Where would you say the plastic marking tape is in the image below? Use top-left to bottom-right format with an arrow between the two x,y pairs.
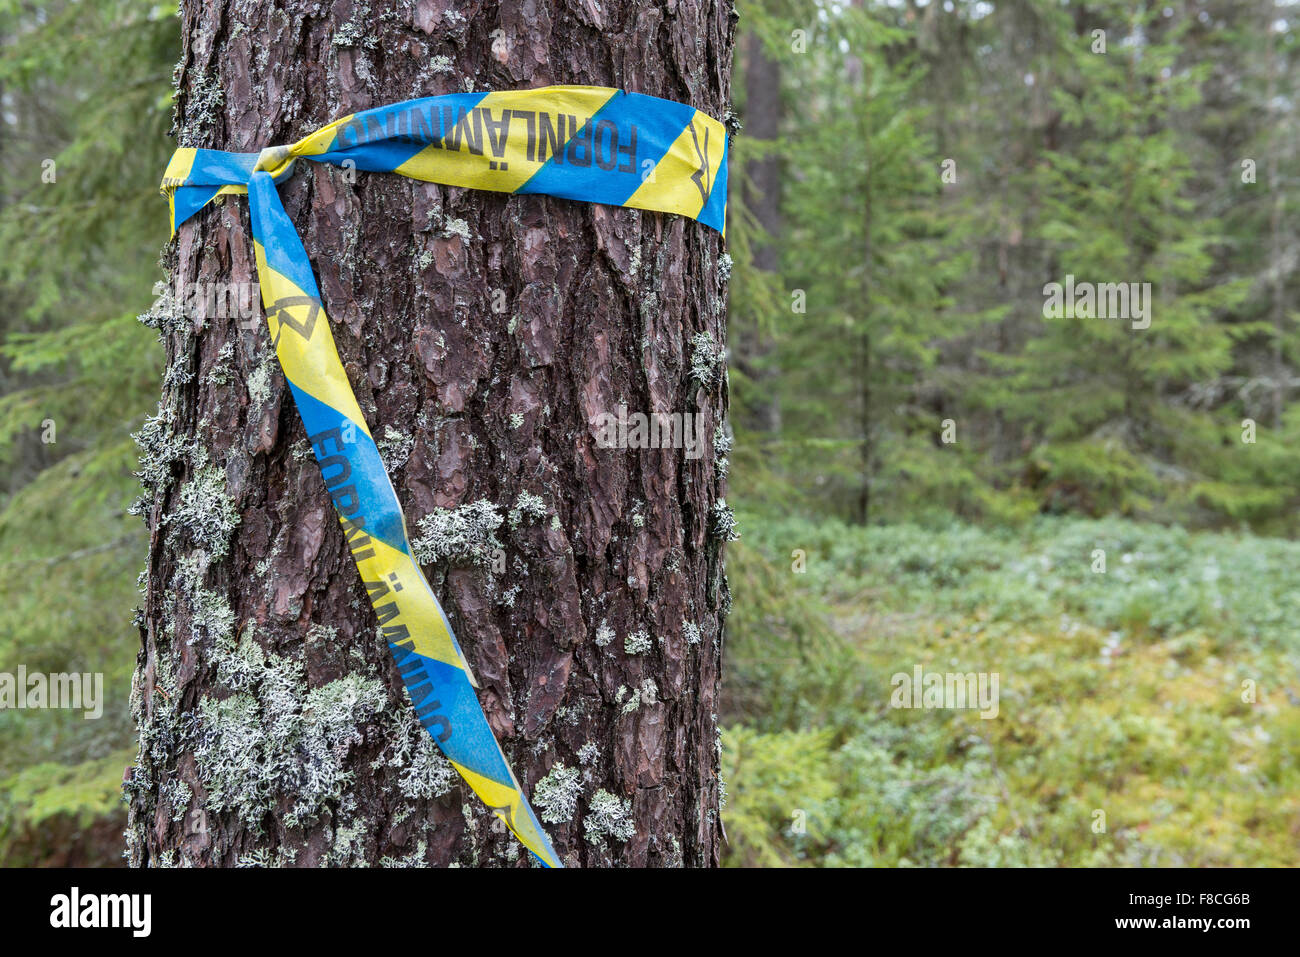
159,86 -> 728,868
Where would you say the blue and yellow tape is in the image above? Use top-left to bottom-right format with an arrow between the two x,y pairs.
159,86 -> 728,868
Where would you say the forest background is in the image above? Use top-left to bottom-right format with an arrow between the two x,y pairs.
2,0 -> 1297,866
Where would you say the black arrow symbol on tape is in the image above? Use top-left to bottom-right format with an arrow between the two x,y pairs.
689,122 -> 711,204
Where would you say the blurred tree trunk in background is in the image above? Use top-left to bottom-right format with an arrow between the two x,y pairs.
736,29 -> 782,434
126,0 -> 735,868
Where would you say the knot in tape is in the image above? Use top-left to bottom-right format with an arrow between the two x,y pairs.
253,144 -> 296,182
158,87 -> 729,869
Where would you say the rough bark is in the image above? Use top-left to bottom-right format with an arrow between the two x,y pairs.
127,0 -> 736,868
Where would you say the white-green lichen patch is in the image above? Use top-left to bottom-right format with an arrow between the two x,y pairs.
192,643 -> 390,830
620,678 -> 658,714
682,619 -> 703,646
411,499 -> 504,568
206,341 -> 236,386
714,423 -> 734,457
332,18 -> 380,49
246,353 -> 275,405
532,762 -> 582,824
174,555 -> 237,647
441,217 -> 471,241
638,678 -> 658,706
624,629 -> 652,655
168,453 -> 241,559
178,70 -> 225,148
689,331 -> 723,386
583,789 -> 636,845
160,778 -> 193,823
371,706 -> 456,801
235,846 -> 298,868
714,423 -> 733,479
378,425 -> 414,471
379,839 -> 430,868
131,406 -> 190,503
710,498 -> 740,543
508,490 -> 548,529
397,734 -> 457,800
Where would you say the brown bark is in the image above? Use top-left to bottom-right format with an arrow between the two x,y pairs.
127,0 -> 736,868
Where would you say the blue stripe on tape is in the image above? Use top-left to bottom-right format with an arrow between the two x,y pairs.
247,172 -> 324,304
285,380 -> 410,553
393,648 -> 515,788
698,135 -> 728,233
324,93 -> 490,153
516,91 -> 696,209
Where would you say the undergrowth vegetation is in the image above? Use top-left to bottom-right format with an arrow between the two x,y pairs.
720,511 -> 1300,867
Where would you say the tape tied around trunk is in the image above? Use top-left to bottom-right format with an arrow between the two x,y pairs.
158,86 -> 729,869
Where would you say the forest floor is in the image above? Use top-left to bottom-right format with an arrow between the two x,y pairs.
721,513 -> 1300,866
5,506 -> 1297,867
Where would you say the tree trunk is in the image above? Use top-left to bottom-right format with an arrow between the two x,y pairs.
737,28 -> 781,434
127,0 -> 736,869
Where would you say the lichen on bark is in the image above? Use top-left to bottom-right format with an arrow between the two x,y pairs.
128,0 -> 736,868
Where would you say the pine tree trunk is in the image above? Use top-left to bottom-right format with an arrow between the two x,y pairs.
127,0 -> 736,869
737,28 -> 781,434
